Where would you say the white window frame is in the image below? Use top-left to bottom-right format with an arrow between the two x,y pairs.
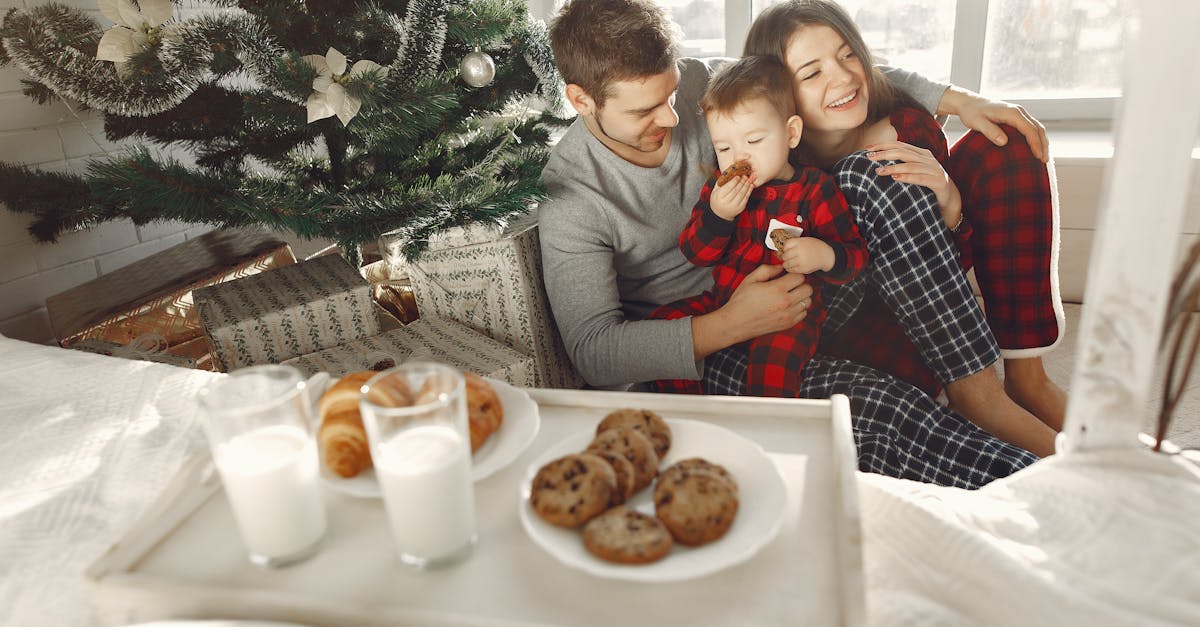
536,0 -> 1120,125
946,0 -> 1117,123
733,0 -> 1117,125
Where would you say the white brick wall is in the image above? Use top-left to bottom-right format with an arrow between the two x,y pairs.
0,1 -> 224,344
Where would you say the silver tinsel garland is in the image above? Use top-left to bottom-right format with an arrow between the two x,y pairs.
516,18 -> 566,117
394,0 -> 449,87
1,4 -> 208,117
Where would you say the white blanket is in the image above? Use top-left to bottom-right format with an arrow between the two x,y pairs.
860,449 -> 1200,626
0,335 -> 222,626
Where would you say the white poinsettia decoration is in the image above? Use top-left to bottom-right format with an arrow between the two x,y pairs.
95,0 -> 180,74
302,47 -> 388,126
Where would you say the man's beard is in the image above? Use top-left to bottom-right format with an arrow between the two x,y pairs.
594,113 -> 666,154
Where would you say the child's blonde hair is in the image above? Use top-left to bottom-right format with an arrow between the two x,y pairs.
699,55 -> 797,120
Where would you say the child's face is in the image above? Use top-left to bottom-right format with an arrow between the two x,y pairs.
707,97 -> 802,187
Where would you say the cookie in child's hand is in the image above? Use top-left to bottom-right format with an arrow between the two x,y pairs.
769,228 -> 795,251
716,160 -> 752,186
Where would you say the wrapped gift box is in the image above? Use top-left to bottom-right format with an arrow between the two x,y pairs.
380,215 -> 582,389
195,253 -> 381,371
69,337 -> 198,369
361,259 -> 420,324
282,316 -> 534,385
46,229 -> 296,350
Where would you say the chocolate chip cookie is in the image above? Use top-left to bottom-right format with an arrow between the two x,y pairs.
597,408 -> 672,459
769,228 -> 795,250
662,457 -> 738,495
586,426 -> 660,492
591,449 -> 638,505
716,160 -> 752,186
582,506 -> 674,565
530,453 -> 618,528
654,462 -> 739,546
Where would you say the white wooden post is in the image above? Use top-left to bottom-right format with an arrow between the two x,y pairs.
1061,1 -> 1200,451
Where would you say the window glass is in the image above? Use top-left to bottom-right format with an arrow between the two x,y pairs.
982,0 -> 1134,98
655,0 -> 727,57
757,0 -> 955,82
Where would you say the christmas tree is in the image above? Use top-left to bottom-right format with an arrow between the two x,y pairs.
0,0 -> 565,261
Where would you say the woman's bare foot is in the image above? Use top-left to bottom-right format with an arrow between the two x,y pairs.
1003,357 -> 1067,431
945,367 -> 1057,457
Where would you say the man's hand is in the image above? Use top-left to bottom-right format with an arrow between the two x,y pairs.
939,85 -> 1049,162
710,174 -> 754,220
691,264 -> 813,359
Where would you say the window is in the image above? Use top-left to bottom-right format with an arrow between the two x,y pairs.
655,0 -> 1135,124
658,0 -> 727,58
977,0 -> 1134,120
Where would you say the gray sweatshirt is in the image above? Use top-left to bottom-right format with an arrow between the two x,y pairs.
538,58 -> 946,387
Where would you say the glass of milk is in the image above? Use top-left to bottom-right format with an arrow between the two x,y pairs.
360,362 -> 476,569
198,364 -> 327,568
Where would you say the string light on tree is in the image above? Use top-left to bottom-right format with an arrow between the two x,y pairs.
460,47 -> 495,88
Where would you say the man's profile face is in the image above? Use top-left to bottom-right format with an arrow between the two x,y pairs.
587,67 -> 681,160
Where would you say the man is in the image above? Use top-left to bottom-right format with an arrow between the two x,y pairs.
538,0 -> 1049,487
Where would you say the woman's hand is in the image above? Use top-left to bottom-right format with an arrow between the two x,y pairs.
865,141 -> 963,230
710,174 -> 754,221
778,237 -> 835,276
939,85 -> 1049,162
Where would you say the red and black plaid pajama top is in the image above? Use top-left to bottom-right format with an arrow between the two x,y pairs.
649,165 -> 868,397
821,106 -> 1059,396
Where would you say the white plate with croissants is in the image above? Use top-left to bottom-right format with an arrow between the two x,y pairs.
315,370 -> 540,497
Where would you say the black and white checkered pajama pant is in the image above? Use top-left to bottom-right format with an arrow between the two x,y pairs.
702,152 -> 1035,489
705,348 -> 1036,489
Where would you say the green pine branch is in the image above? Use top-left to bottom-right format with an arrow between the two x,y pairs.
0,0 -> 565,259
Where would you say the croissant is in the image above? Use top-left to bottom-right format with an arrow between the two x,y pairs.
464,371 -> 504,452
318,371 -> 376,478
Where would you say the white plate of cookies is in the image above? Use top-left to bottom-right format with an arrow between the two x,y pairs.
519,410 -> 787,582
316,371 -> 540,497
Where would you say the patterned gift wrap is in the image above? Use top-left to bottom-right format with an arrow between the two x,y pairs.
282,316 -> 534,385
46,229 -> 296,349
194,253 -> 381,371
380,216 -> 582,389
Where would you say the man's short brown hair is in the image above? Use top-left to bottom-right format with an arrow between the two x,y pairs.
700,55 -> 797,121
549,0 -> 680,107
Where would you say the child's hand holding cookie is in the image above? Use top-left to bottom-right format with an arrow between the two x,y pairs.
711,162 -> 754,220
778,236 -> 835,276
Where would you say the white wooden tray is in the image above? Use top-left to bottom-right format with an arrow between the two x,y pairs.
86,389 -> 864,627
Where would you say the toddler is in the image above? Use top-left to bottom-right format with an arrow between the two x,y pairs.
650,55 -> 868,397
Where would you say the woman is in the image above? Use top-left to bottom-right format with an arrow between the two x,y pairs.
744,0 -> 1064,456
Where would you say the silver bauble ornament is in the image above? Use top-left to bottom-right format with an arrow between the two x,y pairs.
460,49 -> 496,88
